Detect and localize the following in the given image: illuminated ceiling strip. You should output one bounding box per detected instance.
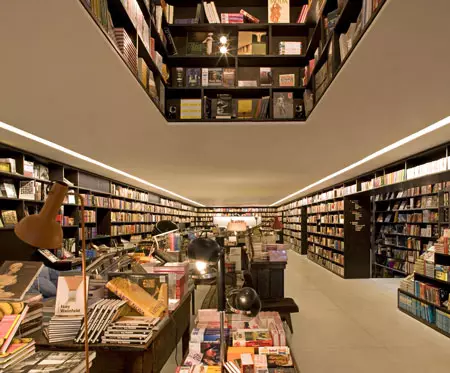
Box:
[0,121,205,207]
[271,115,450,206]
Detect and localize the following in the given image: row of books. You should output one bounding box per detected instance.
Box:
[110,224,153,236]
[174,67,301,88]
[309,246,345,265]
[111,212,156,223]
[378,211,439,224]
[0,158,49,180]
[308,226,344,237]
[309,237,344,252]
[307,200,344,214]
[307,213,344,224]
[308,251,345,276]
[379,225,437,238]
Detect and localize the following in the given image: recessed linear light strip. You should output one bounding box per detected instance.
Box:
[271,115,450,207]
[0,121,205,207]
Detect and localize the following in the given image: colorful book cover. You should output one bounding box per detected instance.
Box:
[216,94,232,118]
[223,68,235,87]
[208,68,223,86]
[279,74,295,87]
[269,0,290,23]
[0,262,43,301]
[55,275,89,316]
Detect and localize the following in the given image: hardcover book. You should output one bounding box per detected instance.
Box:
[174,67,184,87]
[106,273,168,318]
[0,159,16,174]
[0,262,43,301]
[0,183,16,198]
[55,275,89,316]
[223,68,235,87]
[208,68,223,86]
[216,94,232,118]
[186,68,201,87]
[238,32,267,55]
[269,0,290,23]
[260,68,273,86]
[279,74,295,87]
[237,100,253,119]
[273,92,294,119]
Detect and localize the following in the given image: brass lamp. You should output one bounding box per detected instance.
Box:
[226,220,247,232]
[14,181,90,373]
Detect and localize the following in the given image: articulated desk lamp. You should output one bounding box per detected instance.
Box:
[188,238,261,371]
[14,182,91,373]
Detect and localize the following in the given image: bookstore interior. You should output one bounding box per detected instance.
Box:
[0,0,450,372]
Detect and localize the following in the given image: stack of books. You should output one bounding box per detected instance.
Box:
[203,1,221,23]
[113,28,138,76]
[18,293,44,337]
[47,315,83,343]
[102,316,159,345]
[0,338,36,372]
[279,41,302,55]
[296,4,310,23]
[221,13,244,23]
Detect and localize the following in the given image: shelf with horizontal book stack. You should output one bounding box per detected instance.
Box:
[398,233,450,338]
[0,143,198,261]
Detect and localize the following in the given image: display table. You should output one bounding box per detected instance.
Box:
[33,288,193,373]
[251,260,287,300]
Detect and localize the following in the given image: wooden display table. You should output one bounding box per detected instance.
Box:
[34,288,193,373]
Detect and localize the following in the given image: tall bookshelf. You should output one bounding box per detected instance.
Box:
[79,0,386,122]
[281,201,306,254]
[195,207,276,228]
[0,143,197,261]
[279,142,450,279]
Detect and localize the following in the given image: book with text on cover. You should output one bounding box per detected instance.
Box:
[55,275,89,316]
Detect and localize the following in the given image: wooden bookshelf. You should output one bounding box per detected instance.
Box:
[0,143,197,261]
[78,0,386,123]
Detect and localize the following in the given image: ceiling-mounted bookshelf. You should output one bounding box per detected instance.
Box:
[79,0,386,123]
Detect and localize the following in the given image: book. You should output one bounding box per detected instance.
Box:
[269,0,289,23]
[203,1,216,23]
[223,68,235,87]
[55,275,89,316]
[238,31,267,55]
[238,80,257,87]
[181,99,202,120]
[238,100,253,119]
[194,3,202,23]
[19,181,35,200]
[173,67,184,87]
[210,2,221,23]
[186,68,201,87]
[0,158,16,174]
[279,41,302,55]
[149,71,158,98]
[0,211,18,227]
[202,68,209,87]
[106,274,168,318]
[34,164,49,180]
[23,161,34,178]
[232,329,272,347]
[187,32,206,55]
[0,306,29,353]
[279,74,295,87]
[273,92,294,119]
[240,9,260,23]
[208,68,223,86]
[221,13,244,23]
[216,94,233,119]
[0,183,17,198]
[260,68,273,87]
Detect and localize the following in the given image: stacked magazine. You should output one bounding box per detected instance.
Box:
[101,316,160,345]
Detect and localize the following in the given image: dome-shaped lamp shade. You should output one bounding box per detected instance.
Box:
[152,220,178,235]
[228,287,261,317]
[227,220,247,232]
[272,216,283,230]
[188,238,221,264]
[15,182,68,249]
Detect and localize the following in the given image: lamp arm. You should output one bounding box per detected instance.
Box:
[74,192,90,373]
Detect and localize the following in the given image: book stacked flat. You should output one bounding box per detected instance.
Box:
[221,13,244,23]
[101,316,159,345]
[74,299,128,344]
[47,315,83,343]
[113,28,137,76]
[18,293,44,337]
[9,350,96,372]
[0,338,36,372]
[279,41,302,55]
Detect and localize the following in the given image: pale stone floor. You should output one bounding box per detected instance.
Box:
[162,251,450,372]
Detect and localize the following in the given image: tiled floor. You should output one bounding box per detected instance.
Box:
[286,251,450,373]
[162,251,450,372]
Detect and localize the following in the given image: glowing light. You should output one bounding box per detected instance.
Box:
[219,45,228,54]
[219,36,227,44]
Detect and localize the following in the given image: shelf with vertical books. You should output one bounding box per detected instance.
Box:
[0,143,198,259]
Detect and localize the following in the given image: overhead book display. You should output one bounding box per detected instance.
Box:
[77,0,386,122]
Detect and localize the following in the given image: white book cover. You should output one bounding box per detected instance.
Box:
[55,275,89,316]
[202,68,209,86]
[210,1,221,23]
[268,0,290,23]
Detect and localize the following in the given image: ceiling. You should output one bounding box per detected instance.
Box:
[0,0,450,207]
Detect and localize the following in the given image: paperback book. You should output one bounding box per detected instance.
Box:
[0,261,43,301]
[55,275,89,316]
[186,68,201,87]
[260,68,273,87]
[268,0,290,23]
[208,68,223,86]
[273,92,294,119]
[216,94,233,119]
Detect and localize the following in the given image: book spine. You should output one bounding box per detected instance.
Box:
[163,26,178,55]
[210,1,221,23]
[202,68,209,86]
[239,9,260,23]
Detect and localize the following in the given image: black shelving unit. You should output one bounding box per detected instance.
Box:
[0,143,197,261]
[77,0,386,123]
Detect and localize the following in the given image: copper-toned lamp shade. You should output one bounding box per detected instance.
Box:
[272,216,283,230]
[14,182,69,249]
[227,220,247,232]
